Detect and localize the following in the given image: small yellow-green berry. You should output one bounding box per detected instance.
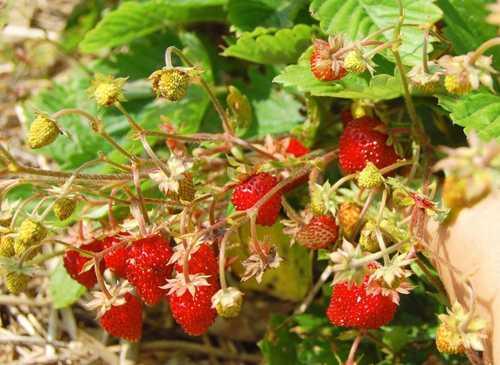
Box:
[444,74,471,95]
[5,272,30,294]
[16,219,47,247]
[442,175,467,210]
[359,221,379,252]
[343,50,366,74]
[0,236,15,257]
[212,287,244,318]
[89,74,126,107]
[338,202,361,239]
[14,240,40,260]
[149,68,190,101]
[435,323,465,354]
[310,187,327,216]
[392,188,414,208]
[27,114,60,149]
[357,162,383,189]
[53,198,77,221]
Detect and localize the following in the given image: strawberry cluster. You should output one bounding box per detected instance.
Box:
[63,233,220,341]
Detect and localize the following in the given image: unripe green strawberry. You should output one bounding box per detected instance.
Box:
[16,219,47,247]
[392,188,413,208]
[5,272,29,294]
[0,236,15,258]
[90,74,126,107]
[435,323,465,354]
[310,187,327,216]
[168,173,195,202]
[444,74,471,95]
[344,50,366,74]
[149,68,190,101]
[412,80,441,95]
[14,240,40,260]
[442,175,467,210]
[211,287,244,318]
[338,202,361,239]
[27,114,60,149]
[359,221,378,252]
[53,198,76,221]
[357,162,383,189]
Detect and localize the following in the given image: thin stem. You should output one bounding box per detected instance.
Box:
[469,37,500,64]
[95,258,111,299]
[29,249,65,265]
[53,108,136,161]
[346,332,364,365]
[219,228,234,290]
[352,189,376,238]
[281,197,304,224]
[415,256,448,303]
[0,143,19,169]
[131,163,150,228]
[392,1,427,146]
[332,242,403,271]
[166,47,234,135]
[115,102,143,131]
[422,29,430,73]
[230,135,277,160]
[294,265,333,315]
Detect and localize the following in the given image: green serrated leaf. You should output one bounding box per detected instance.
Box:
[223,25,315,64]
[80,0,227,53]
[274,48,403,100]
[438,92,500,141]
[228,0,308,32]
[310,0,442,66]
[49,262,86,309]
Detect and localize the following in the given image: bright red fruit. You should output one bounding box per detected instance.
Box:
[310,39,346,81]
[327,273,398,329]
[296,215,339,249]
[285,138,310,157]
[231,173,282,226]
[175,243,218,284]
[103,233,130,278]
[126,234,173,305]
[338,116,398,174]
[169,283,218,336]
[100,293,143,341]
[63,240,104,289]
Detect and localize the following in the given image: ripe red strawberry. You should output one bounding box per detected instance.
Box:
[175,243,218,284]
[338,116,398,174]
[296,215,339,249]
[103,233,130,278]
[310,39,346,81]
[231,173,282,226]
[100,293,143,341]
[285,138,310,157]
[327,272,398,329]
[126,234,173,305]
[63,240,104,289]
[169,283,218,336]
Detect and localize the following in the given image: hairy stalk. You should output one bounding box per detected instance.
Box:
[469,37,500,64]
[166,47,234,135]
[218,228,235,290]
[346,332,364,365]
[294,265,333,315]
[392,0,427,145]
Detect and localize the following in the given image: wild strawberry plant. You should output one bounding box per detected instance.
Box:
[1,0,500,364]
